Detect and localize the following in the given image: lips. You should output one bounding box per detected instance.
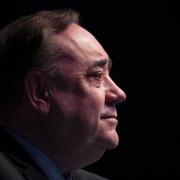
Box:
[100,113,117,119]
[100,113,118,128]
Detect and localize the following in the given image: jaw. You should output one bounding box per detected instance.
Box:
[95,119,119,150]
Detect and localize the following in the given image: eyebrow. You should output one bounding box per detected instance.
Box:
[91,58,112,70]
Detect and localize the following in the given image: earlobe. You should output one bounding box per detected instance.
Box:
[24,71,50,115]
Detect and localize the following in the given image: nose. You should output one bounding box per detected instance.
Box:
[105,76,126,105]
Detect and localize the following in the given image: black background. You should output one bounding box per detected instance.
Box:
[0,1,179,179]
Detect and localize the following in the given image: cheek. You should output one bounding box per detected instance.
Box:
[85,88,105,113]
[81,92,105,126]
[70,90,105,143]
[50,84,106,144]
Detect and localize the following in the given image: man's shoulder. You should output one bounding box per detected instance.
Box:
[0,127,48,180]
[72,169,109,180]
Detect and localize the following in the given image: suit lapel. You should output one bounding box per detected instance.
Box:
[0,127,48,180]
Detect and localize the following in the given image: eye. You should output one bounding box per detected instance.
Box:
[94,72,103,81]
[87,72,104,81]
[86,71,105,87]
[86,71,104,82]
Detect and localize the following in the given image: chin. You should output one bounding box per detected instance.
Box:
[98,130,119,150]
[107,132,119,149]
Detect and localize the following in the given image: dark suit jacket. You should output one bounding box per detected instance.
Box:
[0,127,109,180]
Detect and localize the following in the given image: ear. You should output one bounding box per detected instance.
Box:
[24,71,50,115]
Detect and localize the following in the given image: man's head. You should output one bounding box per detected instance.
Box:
[0,9,79,111]
[0,9,126,172]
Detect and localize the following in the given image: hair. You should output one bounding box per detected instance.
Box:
[0,9,80,111]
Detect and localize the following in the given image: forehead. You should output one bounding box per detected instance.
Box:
[51,23,110,67]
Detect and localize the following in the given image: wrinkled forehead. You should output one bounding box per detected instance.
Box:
[50,23,109,66]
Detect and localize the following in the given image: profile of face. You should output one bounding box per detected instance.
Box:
[42,23,126,170]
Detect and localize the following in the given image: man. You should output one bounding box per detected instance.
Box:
[0,9,126,180]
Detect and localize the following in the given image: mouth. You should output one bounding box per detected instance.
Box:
[100,114,118,128]
[100,113,117,119]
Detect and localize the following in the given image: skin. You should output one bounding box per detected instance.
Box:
[8,23,126,173]
[44,23,126,171]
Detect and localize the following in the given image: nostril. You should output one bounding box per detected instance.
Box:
[105,89,126,105]
[115,88,126,104]
[120,89,126,102]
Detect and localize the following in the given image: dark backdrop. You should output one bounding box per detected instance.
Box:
[0,1,179,179]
